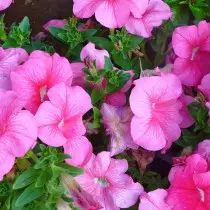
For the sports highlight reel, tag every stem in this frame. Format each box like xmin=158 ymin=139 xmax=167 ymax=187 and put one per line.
xmin=65 ymin=46 xmax=71 ymax=57
xmin=28 ymin=150 xmax=39 ymax=163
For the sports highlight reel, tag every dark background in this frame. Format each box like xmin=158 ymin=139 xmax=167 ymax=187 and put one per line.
xmin=1 ymin=0 xmax=73 ymax=34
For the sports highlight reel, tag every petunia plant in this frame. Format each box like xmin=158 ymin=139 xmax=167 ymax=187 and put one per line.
xmin=0 ymin=0 xmax=210 ymax=209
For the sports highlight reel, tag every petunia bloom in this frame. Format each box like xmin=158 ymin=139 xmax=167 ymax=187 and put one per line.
xmin=172 ymin=20 xmax=210 ymax=86
xmin=101 ymin=103 xmax=138 ymax=156
xmin=0 ymin=91 xmax=37 ymax=180
xmin=139 ymin=189 xmax=173 ymax=210
xmin=198 ymin=74 xmax=210 ymax=101
xmin=196 ymin=139 xmax=210 ymax=168
xmin=11 ymin=50 xmax=73 ymax=114
xmin=0 ymin=0 xmax=13 ymax=11
xmin=130 ymin=73 xmax=183 ymax=151
xmin=35 ymin=82 xmax=92 ymax=166
xmin=76 ymin=151 xmax=143 ymax=209
xmin=167 ymin=154 xmax=210 ymax=210
xmin=73 ymin=0 xmax=142 ymax=28
xmin=43 ymin=19 xmax=67 ymax=31
xmin=0 ymin=48 xmax=28 ymax=92
xmin=125 ymin=0 xmax=172 ymax=38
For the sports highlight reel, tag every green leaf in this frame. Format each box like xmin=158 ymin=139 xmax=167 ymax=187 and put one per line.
xmin=19 ymin=17 xmax=30 ymax=32
xmin=54 ymin=163 xmax=84 ymax=176
xmin=13 ymin=168 xmax=39 ymax=190
xmin=88 ymin=37 xmax=113 ymax=52
xmin=129 ymin=35 xmax=143 ymax=48
xmin=81 ymin=29 xmax=97 ymax=39
xmin=35 ymin=167 xmax=52 ymax=187
xmin=112 ymin=53 xmax=132 ymax=69
xmin=189 ymin=4 xmax=206 ymax=20
xmin=91 ymin=89 xmax=105 ymax=105
xmin=15 ymin=184 xmax=44 ymax=207
xmin=34 ymin=158 xmax=49 ymax=169
xmin=104 ymin=56 xmax=114 ymax=70
xmin=48 ymin=27 xmax=67 ymax=41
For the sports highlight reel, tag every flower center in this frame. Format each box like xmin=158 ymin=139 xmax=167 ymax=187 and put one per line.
xmin=40 ymin=85 xmax=47 ymax=102
xmin=197 ymin=188 xmax=205 ymax=202
xmin=191 ymin=47 xmax=199 ymax=60
xmin=58 ymin=119 xmax=65 ymax=128
xmin=94 ymin=177 xmax=109 ymax=188
xmin=151 ymin=102 xmax=156 ymax=109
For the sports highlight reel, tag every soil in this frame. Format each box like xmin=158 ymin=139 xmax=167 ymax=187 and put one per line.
xmin=0 ymin=0 xmax=73 ymax=34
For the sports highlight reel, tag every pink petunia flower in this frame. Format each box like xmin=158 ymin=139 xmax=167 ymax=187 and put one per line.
xmin=139 ymin=189 xmax=173 ymax=210
xmin=179 ymin=94 xmax=195 ymax=128
xmin=0 ymin=0 xmax=13 ymax=11
xmin=101 ymin=103 xmax=138 ymax=156
xmin=43 ymin=19 xmax=67 ymax=31
xmin=195 ymin=140 xmax=210 ymax=168
xmin=11 ymin=50 xmax=73 ymax=114
xmin=172 ymin=21 xmax=210 ymax=86
xmin=125 ymin=0 xmax=172 ymax=38
xmin=0 ymin=48 xmax=28 ymax=92
xmin=198 ymin=74 xmax=210 ymax=101
xmin=76 ymin=151 xmax=143 ymax=209
xmin=0 ymin=91 xmax=37 ymax=180
xmin=167 ymin=154 xmax=210 ymax=210
xmin=73 ymin=0 xmax=142 ymax=28
xmin=130 ymin=73 xmax=183 ymax=151
xmin=35 ymin=82 xmax=92 ymax=167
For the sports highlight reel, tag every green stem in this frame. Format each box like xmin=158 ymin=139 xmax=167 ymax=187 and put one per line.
xmin=28 ymin=150 xmax=39 ymax=163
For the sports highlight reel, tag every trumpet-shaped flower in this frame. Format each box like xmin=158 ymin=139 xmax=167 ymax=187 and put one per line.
xmin=76 ymin=152 xmax=143 ymax=209
xmin=0 ymin=91 xmax=37 ymax=180
xmin=73 ymin=0 xmax=142 ymax=28
xmin=11 ymin=50 xmax=73 ymax=114
xmin=125 ymin=0 xmax=171 ymax=38
xmin=172 ymin=21 xmax=210 ymax=86
xmin=0 ymin=48 xmax=28 ymax=92
xmin=101 ymin=103 xmax=138 ymax=156
xmin=35 ymin=83 xmax=92 ymax=166
xmin=130 ymin=73 xmax=183 ymax=151
xmin=167 ymin=154 xmax=210 ymax=210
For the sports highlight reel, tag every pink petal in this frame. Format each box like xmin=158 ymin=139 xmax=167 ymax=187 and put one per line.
xmin=0 ymin=0 xmax=13 ymax=11
xmin=198 ymin=74 xmax=210 ymax=101
xmin=64 ymin=136 xmax=92 ymax=167
xmin=198 ymin=21 xmax=210 ymax=52
xmin=73 ymin=0 xmax=100 ymax=18
xmin=196 ymin=140 xmax=210 ymax=167
xmin=95 ymin=0 xmax=130 ymax=28
xmin=105 ymin=92 xmax=126 ymax=107
xmin=43 ymin=19 xmax=67 ymax=31
xmin=172 ymin=25 xmax=199 ymax=58
xmin=71 ymin=62 xmax=86 ymax=87
xmin=129 ymin=0 xmax=148 ymax=18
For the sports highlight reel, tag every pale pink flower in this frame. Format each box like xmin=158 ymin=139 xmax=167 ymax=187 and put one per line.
xmin=43 ymin=19 xmax=67 ymax=31
xmin=73 ymin=0 xmax=142 ymax=28
xmin=76 ymin=152 xmax=143 ymax=209
xmin=196 ymin=140 xmax=210 ymax=168
xmin=139 ymin=189 xmax=173 ymax=210
xmin=179 ymin=94 xmax=195 ymax=128
xmin=167 ymin=154 xmax=210 ymax=210
xmin=0 ymin=48 xmax=28 ymax=92
xmin=198 ymin=74 xmax=210 ymax=101
xmin=101 ymin=103 xmax=138 ymax=156
xmin=0 ymin=91 xmax=37 ymax=180
xmin=172 ymin=21 xmax=210 ymax=86
xmin=130 ymin=73 xmax=183 ymax=151
xmin=125 ymin=0 xmax=172 ymax=38
xmin=35 ymin=83 xmax=92 ymax=167
xmin=0 ymin=0 xmax=13 ymax=11
xmin=11 ymin=50 xmax=73 ymax=114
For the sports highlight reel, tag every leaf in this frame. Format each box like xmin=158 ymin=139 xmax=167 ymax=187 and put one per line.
xmin=129 ymin=35 xmax=143 ymax=48
xmin=34 ymin=158 xmax=49 ymax=169
xmin=13 ymin=168 xmax=40 ymax=190
xmin=15 ymin=184 xmax=44 ymax=207
xmin=81 ymin=29 xmax=97 ymax=40
xmin=88 ymin=37 xmax=113 ymax=52
xmin=54 ymin=163 xmax=84 ymax=176
xmin=35 ymin=167 xmax=52 ymax=187
xmin=189 ymin=4 xmax=206 ymax=20
xmin=19 ymin=17 xmax=30 ymax=32
xmin=48 ymin=27 xmax=67 ymax=41
xmin=104 ymin=56 xmax=114 ymax=70
xmin=112 ymin=53 xmax=132 ymax=69
xmin=91 ymin=89 xmax=105 ymax=105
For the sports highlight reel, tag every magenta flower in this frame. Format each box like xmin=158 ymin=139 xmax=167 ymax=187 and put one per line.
xmin=167 ymin=154 xmax=210 ymax=210
xmin=0 ymin=48 xmax=28 ymax=92
xmin=172 ymin=21 xmax=210 ymax=86
xmin=73 ymin=0 xmax=142 ymax=28
xmin=76 ymin=152 xmax=143 ymax=209
xmin=101 ymin=103 xmax=138 ymax=156
xmin=125 ymin=0 xmax=172 ymax=38
xmin=0 ymin=91 xmax=38 ymax=180
xmin=43 ymin=19 xmax=67 ymax=31
xmin=11 ymin=50 xmax=73 ymax=114
xmin=35 ymin=83 xmax=92 ymax=166
xmin=0 ymin=0 xmax=13 ymax=11
xmin=196 ymin=140 xmax=210 ymax=168
xmin=139 ymin=189 xmax=173 ymax=210
xmin=179 ymin=94 xmax=195 ymax=128
xmin=198 ymin=74 xmax=210 ymax=101
xmin=130 ymin=73 xmax=183 ymax=151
